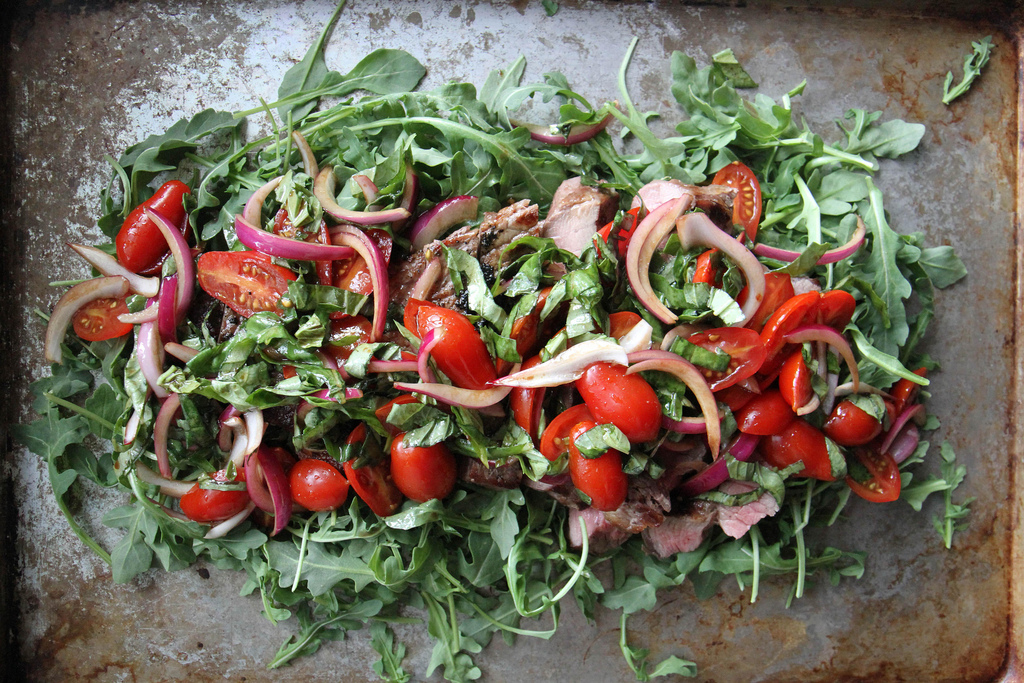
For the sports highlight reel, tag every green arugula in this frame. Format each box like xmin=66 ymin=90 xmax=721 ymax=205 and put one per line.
xmin=942 ymin=36 xmax=994 ymax=105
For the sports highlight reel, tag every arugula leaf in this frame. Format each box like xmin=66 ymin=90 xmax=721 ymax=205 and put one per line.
xmin=276 ymin=2 xmax=347 ymax=122
xmin=942 ymin=36 xmax=994 ymax=105
xmin=370 ymin=621 xmax=412 ymax=683
xmin=711 ymin=48 xmax=757 ymax=89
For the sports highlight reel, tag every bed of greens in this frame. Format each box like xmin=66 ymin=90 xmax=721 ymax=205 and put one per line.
xmin=15 ymin=6 xmax=972 ymax=681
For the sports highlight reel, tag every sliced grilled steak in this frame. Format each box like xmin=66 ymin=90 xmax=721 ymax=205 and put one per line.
xmin=641 ymin=500 xmax=717 ymax=558
xmin=715 ymin=480 xmax=780 ymax=539
xmin=458 ymin=457 xmax=523 ymax=490
xmin=539 ymin=177 xmax=618 ymax=256
xmin=568 ymin=507 xmax=633 ymax=554
xmin=602 ymin=474 xmax=673 ymax=534
xmin=524 ymin=474 xmax=583 ymax=509
xmin=630 ymin=179 xmax=737 ymax=229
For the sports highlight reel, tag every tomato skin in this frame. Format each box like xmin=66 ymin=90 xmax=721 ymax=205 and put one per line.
xmin=824 ymin=400 xmax=882 ymax=446
xmin=116 ymin=180 xmax=191 ymax=273
xmin=324 ymin=315 xmax=372 ymax=363
xmin=761 ymin=419 xmax=836 ymax=481
xmin=333 ymin=228 xmax=393 ymax=295
xmin=891 ymin=367 xmax=928 ymax=415
xmin=712 ymin=161 xmax=762 ymax=242
xmin=568 ymin=421 xmax=628 ymax=512
xmin=289 ymin=459 xmax=350 ymax=512
xmin=736 ymin=389 xmax=796 ymax=436
xmin=716 ymin=384 xmax=756 ymax=412
xmin=759 ymin=291 xmax=820 ymax=375
xmin=343 ymin=424 xmax=403 ymax=517
xmin=509 ymin=356 xmax=545 ymax=443
xmin=375 ymin=394 xmax=420 ymax=435
xmin=197 ymin=251 xmax=298 ymax=317
xmin=778 ymin=350 xmax=814 ymax=413
xmin=598 ymin=207 xmax=641 ymax=257
xmin=576 ymin=362 xmax=662 ymax=443
xmin=607 ymin=311 xmax=642 ymax=340
xmin=72 ymin=296 xmax=134 ymax=341
xmin=686 ymin=327 xmax=766 ymax=391
xmin=740 ymin=272 xmax=795 ymax=332
xmin=692 ymin=249 xmax=721 ymax=286
xmin=539 ymin=404 xmax=595 ymax=461
xmin=846 ymin=448 xmax=901 ymax=502
xmin=390 ymin=433 xmax=457 ymax=503
xmin=499 ymin=287 xmax=554 ymax=374
xmin=274 ymin=210 xmax=333 ymax=286
xmin=179 ymin=470 xmax=250 ymax=523
xmin=816 ymin=290 xmax=856 ymax=330
xmin=416 ymin=304 xmax=497 ymax=390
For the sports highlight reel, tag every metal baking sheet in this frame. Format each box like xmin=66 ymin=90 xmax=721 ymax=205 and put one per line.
xmin=3 ymin=1 xmax=1020 ymax=681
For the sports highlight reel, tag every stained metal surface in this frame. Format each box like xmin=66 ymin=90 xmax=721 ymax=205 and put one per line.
xmin=2 ymin=1 xmax=1020 ymax=681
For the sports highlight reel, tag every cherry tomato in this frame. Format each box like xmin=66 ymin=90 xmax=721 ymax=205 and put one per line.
xmin=500 ymin=287 xmax=553 ymax=374
xmin=824 ymin=400 xmax=882 ymax=446
xmin=712 ymin=161 xmax=762 ymax=242
xmin=403 ymin=298 xmax=430 ymax=334
xmin=416 ymin=303 xmax=497 ymax=390
xmin=891 ymin=367 xmax=928 ymax=415
xmin=692 ymin=249 xmax=721 ymax=286
xmin=289 ymin=459 xmax=350 ymax=512
xmin=390 ymin=433 xmax=457 ymax=503
xmin=274 ymin=210 xmax=333 ymax=286
xmin=375 ymin=394 xmax=420 ymax=436
xmin=509 ymin=356 xmax=545 ymax=443
xmin=598 ymin=207 xmax=642 ymax=257
xmin=759 ymin=291 xmax=820 ymax=375
xmin=568 ymin=420 xmax=628 ymax=512
xmin=778 ymin=350 xmax=814 ymax=413
xmin=333 ymin=228 xmax=393 ymax=295
xmin=576 ymin=362 xmax=662 ymax=443
xmin=72 ymin=296 xmax=134 ymax=342
xmin=197 ymin=251 xmax=298 ymax=317
xmin=816 ymin=290 xmax=856 ymax=330
xmin=179 ymin=470 xmax=249 ymax=523
xmin=324 ymin=315 xmax=372 ymax=363
xmin=846 ymin=448 xmax=901 ymax=502
xmin=116 ymin=180 xmax=192 ymax=274
xmin=760 ymin=419 xmax=836 ymax=481
xmin=739 ymin=272 xmax=795 ymax=332
xmin=607 ymin=311 xmax=642 ymax=340
xmin=343 ymin=424 xmax=403 ymax=517
xmin=715 ymin=384 xmax=757 ymax=412
xmin=686 ymin=327 xmax=766 ymax=392
xmin=539 ymin=404 xmax=595 ymax=461
xmin=736 ymin=389 xmax=796 ymax=436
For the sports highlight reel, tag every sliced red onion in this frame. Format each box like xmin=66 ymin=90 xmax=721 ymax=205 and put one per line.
xmin=834 ymin=380 xmax=890 ymax=399
xmin=245 ymin=446 xmax=293 ymax=535
xmin=625 ymin=196 xmax=692 ymax=324
xmin=677 ymin=212 xmax=765 ymax=327
xmin=493 ymin=339 xmax=628 ymax=388
xmin=124 ymin=406 xmax=143 ymax=446
xmin=223 ymin=416 xmax=249 ymax=470
xmin=822 ymin=372 xmax=840 ymax=415
xmin=314 ymin=166 xmax=411 ymax=225
xmin=796 ymin=394 xmax=821 ymax=417
xmin=519 ymin=113 xmax=613 ymax=145
xmin=204 ymin=501 xmax=256 ymax=539
xmin=352 ymin=174 xmax=379 ymax=205
xmin=164 ymin=342 xmax=198 ymax=362
xmin=627 ymin=350 xmax=720 ymax=458
xmin=291 ymin=131 xmax=319 ymax=178
xmin=880 ymin=404 xmax=925 ymax=455
xmin=329 ymin=225 xmax=389 ymax=342
xmin=393 ymin=164 xmax=419 ymax=233
xmin=753 ymin=217 xmax=867 ymax=265
xmin=118 ymin=305 xmax=160 ymax=325
xmin=243 ymin=176 xmax=284 ymax=226
xmin=368 ymin=359 xmax=419 ymax=374
xmin=410 ymin=256 xmax=443 ymax=301
xmin=44 ymin=276 xmax=130 ymax=363
xmin=67 ymin=243 xmax=160 ymax=297
xmin=409 ymin=195 xmax=479 ymax=250
xmin=784 ymin=324 xmax=860 ymax=393
xmin=678 ymin=433 xmax=760 ymax=497
xmin=218 ymin=405 xmax=240 ymax=452
xmin=157 ymin=275 xmax=178 ymax=344
xmin=153 ymin=393 xmax=182 ymax=477
xmin=137 ymin=303 xmax=167 ymax=398
xmin=145 ymin=208 xmax=195 ymax=324
xmin=662 ymin=416 xmax=711 ymax=434
xmin=889 ymin=424 xmax=920 ymax=465
xmin=396 ymin=364 xmax=520 ymax=409
xmin=660 ymin=323 xmax=709 ymax=351
xmin=417 ymin=328 xmax=440 ymax=384
xmin=617 ymin=318 xmax=654 ymax=354
xmin=235 ymin=213 xmax=355 ymax=260
xmin=244 ymin=408 xmax=264 ymax=456
xmin=135 ymin=462 xmax=194 ymax=498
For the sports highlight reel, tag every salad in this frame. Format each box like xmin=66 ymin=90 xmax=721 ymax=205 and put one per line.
xmin=17 ymin=10 xmax=972 ymax=681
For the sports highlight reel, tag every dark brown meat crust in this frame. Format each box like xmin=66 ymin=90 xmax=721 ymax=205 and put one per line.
xmin=458 ymin=457 xmax=524 ymax=490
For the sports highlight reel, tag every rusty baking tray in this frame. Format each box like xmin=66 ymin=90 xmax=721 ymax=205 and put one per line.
xmin=2 ymin=1 xmax=1021 ymax=681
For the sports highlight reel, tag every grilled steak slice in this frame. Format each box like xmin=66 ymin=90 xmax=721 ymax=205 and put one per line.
xmin=458 ymin=457 xmax=523 ymax=490
xmin=641 ymin=500 xmax=717 ymax=558
xmin=568 ymin=507 xmax=633 ymax=554
xmin=540 ymin=177 xmax=618 ymax=256
xmin=630 ymin=179 xmax=737 ymax=229
xmin=715 ymin=480 xmax=780 ymax=539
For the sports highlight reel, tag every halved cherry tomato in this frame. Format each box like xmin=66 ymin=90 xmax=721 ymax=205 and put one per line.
xmin=712 ymin=161 xmax=762 ymax=242
xmin=736 ymin=389 xmax=795 ymax=436
xmin=686 ymin=327 xmax=766 ymax=391
xmin=274 ymin=210 xmax=333 ymax=286
xmin=72 ymin=296 xmax=134 ymax=341
xmin=539 ymin=404 xmax=595 ymax=461
xmin=116 ymin=180 xmax=191 ymax=274
xmin=846 ymin=448 xmax=901 ymax=502
xmin=816 ymin=290 xmax=856 ymax=330
xmin=760 ymin=419 xmax=836 ymax=481
xmin=197 ymin=251 xmax=298 ymax=317
xmin=416 ymin=303 xmax=497 ymax=390
xmin=333 ymin=228 xmax=393 ymax=295
xmin=499 ymin=287 xmax=554 ymax=375
xmin=324 ymin=315 xmax=372 ymax=363
xmin=576 ymin=362 xmax=661 ymax=443
xmin=607 ymin=311 xmax=642 ymax=340
xmin=891 ymin=367 xmax=928 ymax=415
xmin=343 ymin=424 xmax=403 ymax=517
xmin=778 ymin=350 xmax=814 ymax=413
xmin=179 ymin=469 xmax=249 ymax=523
xmin=692 ymin=249 xmax=721 ymax=286
xmin=403 ymin=298 xmax=429 ymax=334
xmin=289 ymin=459 xmax=350 ymax=512
xmin=598 ymin=207 xmax=642 ymax=258
xmin=375 ymin=394 xmax=420 ymax=436
xmin=282 ymin=365 xmax=297 ymax=379
xmin=715 ymin=384 xmax=757 ymax=412
xmin=759 ymin=291 xmax=820 ymax=375
xmin=509 ymin=356 xmax=545 ymax=443
xmin=739 ymin=272 xmax=795 ymax=332
xmin=824 ymin=400 xmax=882 ymax=446
xmin=390 ymin=432 xmax=457 ymax=503
xmin=568 ymin=420 xmax=628 ymax=512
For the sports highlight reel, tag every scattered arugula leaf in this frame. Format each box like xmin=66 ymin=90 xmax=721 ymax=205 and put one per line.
xmin=942 ymin=36 xmax=994 ymax=105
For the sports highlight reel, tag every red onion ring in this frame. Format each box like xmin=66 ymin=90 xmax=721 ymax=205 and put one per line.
xmin=217 ymin=405 xmax=240 ymax=452
xmin=677 ymin=433 xmax=760 ymax=497
xmin=135 ymin=462 xmax=195 ymax=498
xmin=753 ymin=217 xmax=867 ymax=265
xmin=137 ymin=301 xmax=167 ymax=398
xmin=291 ymin=131 xmax=319 ymax=178
xmin=224 ymin=417 xmax=249 ymax=470
xmin=617 ymin=318 xmax=653 ymax=354
xmin=235 ymin=213 xmax=355 ymax=260
xmin=396 ymin=363 xmax=520 ymax=408
xmin=880 ymin=403 xmax=925 ymax=455
xmin=662 ymin=415 xmax=713 ymax=434
xmin=164 ymin=342 xmax=198 ymax=363
xmin=67 ymin=243 xmax=160 ymax=297
xmin=44 ymin=276 xmax=130 ymax=363
xmin=493 ymin=339 xmax=628 ymax=388
xmin=244 ymin=409 xmax=264 ymax=456
xmin=157 ymin=275 xmax=178 ymax=344
xmin=352 ymin=174 xmax=379 ymax=205
xmin=660 ymin=323 xmax=709 ymax=351
xmin=314 ymin=166 xmax=411 ymax=225
xmin=784 ymin=324 xmax=860 ymax=393
xmin=409 ymin=195 xmax=479 ymax=250
xmin=519 ymin=113 xmax=613 ymax=146
xmin=328 ymin=224 xmax=389 ymax=342
xmin=889 ymin=424 xmax=920 ymax=465
xmin=393 ymin=164 xmax=419 ymax=233
xmin=204 ymin=501 xmax=256 ymax=539
xmin=153 ymin=393 xmax=182 ymax=477
xmin=410 ymin=256 xmax=443 ymax=301
xmin=625 ymin=196 xmax=692 ymax=323
xmin=118 ymin=306 xmax=160 ymax=325
xmin=417 ymin=328 xmax=440 ymax=384
xmin=243 ymin=176 xmax=284 ymax=226
xmin=145 ymin=208 xmax=195 ymax=324
xmin=245 ymin=446 xmax=293 ymax=535
xmin=367 ymin=359 xmax=419 ymax=374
